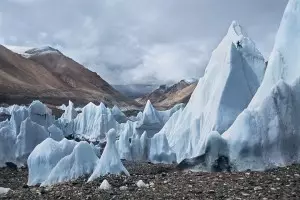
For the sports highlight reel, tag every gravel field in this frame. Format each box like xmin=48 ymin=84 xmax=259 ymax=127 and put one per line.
xmin=1 ymin=162 xmax=300 ymax=200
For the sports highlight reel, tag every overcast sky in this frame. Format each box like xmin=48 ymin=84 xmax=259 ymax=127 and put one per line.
xmin=0 ymin=0 xmax=288 ymax=85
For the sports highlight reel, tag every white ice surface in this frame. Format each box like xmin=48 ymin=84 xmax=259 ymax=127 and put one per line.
xmin=42 ymin=141 xmax=98 ymax=186
xmin=223 ymin=0 xmax=300 ymax=171
xmin=48 ymin=124 xmax=64 ymax=141
xmin=159 ymin=21 xmax=265 ymax=163
xmin=0 ymin=123 xmax=16 ymax=167
xmin=27 ymin=138 xmax=77 ymax=186
xmin=88 ymin=129 xmax=129 ymax=182
xmin=72 ymin=102 xmax=118 ymax=142
xmin=15 ymin=118 xmax=49 ymax=164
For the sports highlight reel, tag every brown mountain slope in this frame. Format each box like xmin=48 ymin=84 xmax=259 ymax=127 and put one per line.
xmin=136 ymin=80 xmax=197 ymax=109
xmin=0 ymin=45 xmax=140 ymax=109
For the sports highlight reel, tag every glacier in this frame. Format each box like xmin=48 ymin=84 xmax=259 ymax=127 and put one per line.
xmin=111 ymin=105 xmax=128 ymax=123
xmin=28 ymin=100 xmax=53 ymax=128
xmin=3 ymin=4 xmax=300 ymax=185
xmin=0 ymin=123 xmax=16 ymax=167
xmin=27 ymin=138 xmax=77 ymax=186
xmin=88 ymin=129 xmax=130 ymax=182
xmin=0 ymin=97 xmax=181 ymax=170
xmin=42 ymin=141 xmax=99 ymax=186
xmin=223 ymin=0 xmax=300 ymax=171
xmin=249 ymin=0 xmax=300 ymax=108
xmin=48 ymin=124 xmax=64 ymax=141
xmin=0 ymin=101 xmax=54 ymax=166
xmin=159 ymin=21 xmax=265 ymax=163
xmin=135 ymin=100 xmax=165 ymax=137
xmin=15 ymin=118 xmax=49 ymax=164
xmin=72 ymin=102 xmax=118 ymax=142
xmin=60 ymin=101 xmax=78 ymax=123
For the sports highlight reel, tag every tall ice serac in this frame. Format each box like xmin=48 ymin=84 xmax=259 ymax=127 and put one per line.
xmin=223 ymin=0 xmax=300 ymax=171
xmin=160 ymin=21 xmax=265 ymax=162
xmin=88 ymin=129 xmax=129 ymax=182
xmin=60 ymin=101 xmax=78 ymax=123
xmin=42 ymin=142 xmax=99 ymax=186
xmin=137 ymin=100 xmax=162 ymax=128
xmin=250 ymin=0 xmax=300 ymax=107
xmin=72 ymin=102 xmax=118 ymax=141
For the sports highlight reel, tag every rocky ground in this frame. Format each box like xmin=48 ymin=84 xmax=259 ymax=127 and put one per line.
xmin=1 ymin=162 xmax=300 ymax=200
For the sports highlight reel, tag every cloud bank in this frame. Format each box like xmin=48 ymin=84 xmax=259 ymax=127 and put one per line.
xmin=0 ymin=0 xmax=288 ymax=84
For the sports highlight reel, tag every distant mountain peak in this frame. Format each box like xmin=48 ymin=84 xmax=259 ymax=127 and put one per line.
xmin=25 ymin=46 xmax=62 ymax=56
xmin=181 ymin=78 xmax=198 ymax=84
xmin=136 ymin=79 xmax=198 ymax=109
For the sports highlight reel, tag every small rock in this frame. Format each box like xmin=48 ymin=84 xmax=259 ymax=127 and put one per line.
xmin=120 ymin=186 xmax=128 ymax=191
xmin=22 ymin=185 xmax=29 ymax=189
xmin=294 ymin=173 xmax=300 ymax=177
xmin=163 ymin=180 xmax=168 ymax=184
xmin=136 ymin=180 xmax=148 ymax=188
xmin=270 ymin=187 xmax=276 ymax=191
xmin=208 ymin=190 xmax=215 ymax=194
xmin=149 ymin=182 xmax=155 ymax=187
xmin=161 ymin=172 xmax=167 ymax=177
xmin=241 ymin=192 xmax=250 ymax=196
xmin=254 ymin=186 xmax=263 ymax=191
xmin=40 ymin=187 xmax=46 ymax=194
xmin=45 ymin=186 xmax=52 ymax=192
xmin=99 ymin=179 xmax=111 ymax=190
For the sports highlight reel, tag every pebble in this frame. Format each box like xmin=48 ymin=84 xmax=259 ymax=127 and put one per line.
xmin=254 ymin=186 xmax=263 ymax=191
xmin=136 ymin=180 xmax=148 ymax=188
xmin=2 ymin=162 xmax=300 ymax=199
xmin=120 ymin=186 xmax=128 ymax=191
xmin=241 ymin=192 xmax=250 ymax=196
xmin=208 ymin=190 xmax=215 ymax=194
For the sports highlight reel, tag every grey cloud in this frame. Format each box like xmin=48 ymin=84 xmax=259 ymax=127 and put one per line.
xmin=0 ymin=0 xmax=288 ymax=84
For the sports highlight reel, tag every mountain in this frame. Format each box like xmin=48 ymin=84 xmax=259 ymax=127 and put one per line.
xmin=0 ymin=45 xmax=140 ymax=109
xmin=112 ymin=84 xmax=158 ymax=99
xmin=136 ymin=79 xmax=197 ymax=109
